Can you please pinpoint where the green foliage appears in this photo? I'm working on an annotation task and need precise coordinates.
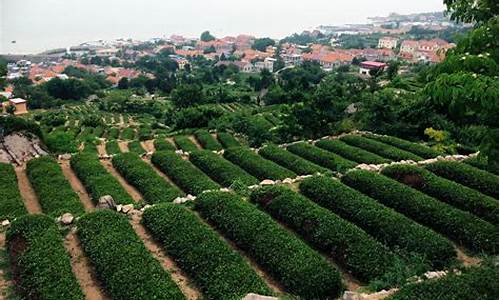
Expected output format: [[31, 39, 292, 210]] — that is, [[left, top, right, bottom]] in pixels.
[[189, 150, 258, 187], [77, 210, 185, 300], [425, 161, 499, 198], [367, 134, 442, 159], [171, 84, 203, 108], [195, 191, 343, 299], [382, 164, 498, 224], [112, 153, 182, 203], [340, 135, 423, 161], [142, 204, 272, 300], [388, 265, 498, 300], [223, 147, 296, 180], [152, 151, 220, 195], [70, 153, 134, 204], [127, 140, 146, 155], [0, 163, 27, 220], [299, 176, 456, 268], [105, 140, 121, 155], [216, 132, 241, 148], [120, 127, 136, 140], [106, 127, 120, 139], [341, 170, 498, 254], [252, 38, 275, 51], [27, 156, 85, 217], [194, 130, 223, 150], [200, 30, 216, 42], [250, 186, 395, 282], [6, 214, 84, 300], [173, 135, 199, 152], [172, 106, 225, 129], [44, 130, 78, 154], [259, 144, 329, 175], [287, 142, 357, 173], [315, 139, 391, 164], [153, 139, 176, 151], [464, 155, 498, 174]]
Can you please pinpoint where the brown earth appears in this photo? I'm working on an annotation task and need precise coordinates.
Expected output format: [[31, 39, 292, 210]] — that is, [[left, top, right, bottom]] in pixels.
[[141, 140, 155, 153], [129, 215, 200, 300], [118, 141, 129, 153], [60, 160, 95, 211], [64, 231, 109, 300], [99, 160, 142, 202], [188, 135, 203, 150], [166, 137, 177, 149], [141, 157, 184, 194], [456, 246, 482, 266], [96, 143, 107, 156], [14, 166, 42, 214]]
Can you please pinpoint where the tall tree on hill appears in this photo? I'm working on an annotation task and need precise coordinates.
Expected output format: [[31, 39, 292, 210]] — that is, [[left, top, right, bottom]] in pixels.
[[200, 31, 216, 42]]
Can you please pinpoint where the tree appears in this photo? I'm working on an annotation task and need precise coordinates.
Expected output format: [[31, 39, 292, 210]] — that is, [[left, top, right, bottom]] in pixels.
[[118, 77, 129, 89], [203, 45, 216, 54], [252, 38, 275, 52], [170, 84, 203, 108], [200, 31, 216, 42]]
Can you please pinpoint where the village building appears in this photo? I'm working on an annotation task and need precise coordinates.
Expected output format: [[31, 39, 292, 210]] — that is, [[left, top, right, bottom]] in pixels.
[[378, 36, 398, 49], [359, 61, 387, 76], [1, 98, 28, 115]]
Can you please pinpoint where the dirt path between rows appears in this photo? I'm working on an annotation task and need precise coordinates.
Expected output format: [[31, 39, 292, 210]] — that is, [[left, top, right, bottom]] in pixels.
[[130, 215, 200, 300], [166, 137, 177, 149], [188, 135, 203, 150], [64, 231, 109, 300], [14, 166, 42, 214], [99, 160, 142, 202], [141, 140, 155, 153], [142, 158, 184, 195], [0, 233, 13, 299], [118, 115, 125, 127], [60, 161, 95, 211], [118, 141, 129, 153], [456, 246, 481, 266], [96, 143, 107, 156]]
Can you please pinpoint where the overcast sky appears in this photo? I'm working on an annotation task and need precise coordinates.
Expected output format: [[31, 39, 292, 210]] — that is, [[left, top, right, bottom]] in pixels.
[[1, 0, 446, 54]]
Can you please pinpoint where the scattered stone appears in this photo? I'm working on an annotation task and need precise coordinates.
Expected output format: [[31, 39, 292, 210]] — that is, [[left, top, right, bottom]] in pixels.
[[173, 197, 183, 204], [242, 293, 278, 300], [186, 194, 196, 201], [59, 153, 72, 160], [220, 187, 231, 192], [116, 204, 123, 212], [121, 204, 134, 214], [97, 195, 116, 209], [175, 150, 184, 155], [424, 270, 447, 279], [282, 178, 293, 184], [60, 213, 74, 225], [248, 185, 259, 190], [260, 179, 274, 185], [1, 220, 10, 227]]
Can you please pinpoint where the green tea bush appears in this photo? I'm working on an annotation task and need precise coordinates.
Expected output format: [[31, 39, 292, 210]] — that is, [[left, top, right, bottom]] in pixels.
[[174, 135, 199, 152], [27, 156, 85, 216], [259, 144, 330, 175], [287, 142, 357, 173], [77, 210, 184, 300], [315, 139, 391, 164], [142, 204, 272, 299], [107, 127, 120, 139], [366, 134, 442, 159], [0, 163, 27, 220], [127, 140, 146, 155], [195, 191, 343, 299], [154, 139, 176, 151], [105, 140, 121, 155], [340, 135, 423, 161], [217, 132, 241, 148], [224, 147, 296, 180], [194, 130, 223, 151], [120, 127, 136, 140]]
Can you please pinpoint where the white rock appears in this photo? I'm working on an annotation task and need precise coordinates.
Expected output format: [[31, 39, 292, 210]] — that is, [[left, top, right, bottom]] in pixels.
[[282, 178, 293, 184], [1, 220, 10, 227], [260, 179, 274, 185], [175, 150, 184, 155], [186, 194, 196, 201], [219, 187, 231, 192], [59, 153, 72, 160], [116, 204, 123, 212], [173, 197, 183, 204], [242, 293, 278, 300], [248, 185, 259, 190], [60, 213, 74, 225], [122, 204, 134, 213], [97, 195, 116, 209]]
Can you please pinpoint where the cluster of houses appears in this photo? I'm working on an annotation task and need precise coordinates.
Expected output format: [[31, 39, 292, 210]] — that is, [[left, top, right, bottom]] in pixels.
[[378, 36, 455, 63]]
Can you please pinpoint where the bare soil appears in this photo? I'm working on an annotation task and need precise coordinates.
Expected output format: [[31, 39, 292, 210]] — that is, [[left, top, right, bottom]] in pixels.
[[14, 166, 42, 214], [60, 160, 95, 211], [141, 140, 155, 152], [129, 215, 200, 300], [456, 246, 482, 266], [96, 143, 107, 156], [118, 141, 129, 153], [141, 157, 184, 194], [188, 135, 203, 150], [99, 160, 142, 202], [166, 137, 177, 149], [64, 231, 109, 300]]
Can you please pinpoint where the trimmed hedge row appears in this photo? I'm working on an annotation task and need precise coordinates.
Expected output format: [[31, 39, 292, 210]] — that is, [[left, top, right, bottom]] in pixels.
[[341, 170, 498, 254], [223, 147, 296, 180], [250, 186, 394, 282], [142, 204, 272, 299], [287, 142, 357, 173], [463, 156, 498, 174], [128, 140, 146, 155], [152, 151, 220, 195], [259, 144, 330, 175], [174, 135, 199, 152], [425, 161, 499, 198], [195, 191, 343, 299], [105, 140, 121, 155], [77, 210, 185, 300], [7, 214, 84, 300], [366, 134, 442, 159], [340, 135, 423, 161], [154, 139, 176, 151], [112, 153, 182, 203], [0, 163, 27, 220], [70, 153, 134, 205], [299, 176, 455, 268], [106, 127, 119, 139], [315, 139, 391, 164], [27, 156, 85, 217], [387, 265, 498, 300], [381, 164, 498, 224], [217, 132, 241, 148], [120, 127, 136, 140], [194, 130, 223, 151], [190, 150, 258, 187]]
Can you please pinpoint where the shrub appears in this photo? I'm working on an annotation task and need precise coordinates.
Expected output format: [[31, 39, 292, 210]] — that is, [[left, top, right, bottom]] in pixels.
[[195, 191, 343, 299], [315, 139, 391, 164], [287, 142, 357, 173], [224, 147, 296, 180], [120, 127, 136, 140], [154, 139, 176, 151], [107, 127, 120, 139], [77, 210, 185, 300], [93, 126, 105, 137], [463, 155, 498, 174], [340, 135, 423, 161], [152, 151, 220, 195], [366, 134, 442, 159], [0, 163, 27, 220], [299, 176, 455, 268], [142, 204, 272, 299], [82, 141, 97, 154], [27, 156, 85, 217], [387, 265, 498, 300], [70, 153, 134, 204], [381, 164, 498, 224], [174, 135, 199, 152], [259, 144, 330, 175], [112, 153, 182, 203], [251, 186, 394, 282], [7, 214, 84, 300], [425, 161, 499, 198], [194, 130, 223, 151], [190, 150, 258, 187], [44, 130, 78, 153], [341, 170, 498, 254], [217, 132, 241, 148], [127, 140, 146, 155], [105, 140, 121, 155]]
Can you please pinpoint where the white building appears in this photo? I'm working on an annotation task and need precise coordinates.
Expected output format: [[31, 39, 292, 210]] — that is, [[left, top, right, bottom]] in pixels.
[[254, 57, 276, 72], [378, 37, 398, 49]]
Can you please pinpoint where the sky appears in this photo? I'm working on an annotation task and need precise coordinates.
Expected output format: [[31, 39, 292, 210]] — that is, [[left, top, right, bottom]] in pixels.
[[0, 0, 446, 54]]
